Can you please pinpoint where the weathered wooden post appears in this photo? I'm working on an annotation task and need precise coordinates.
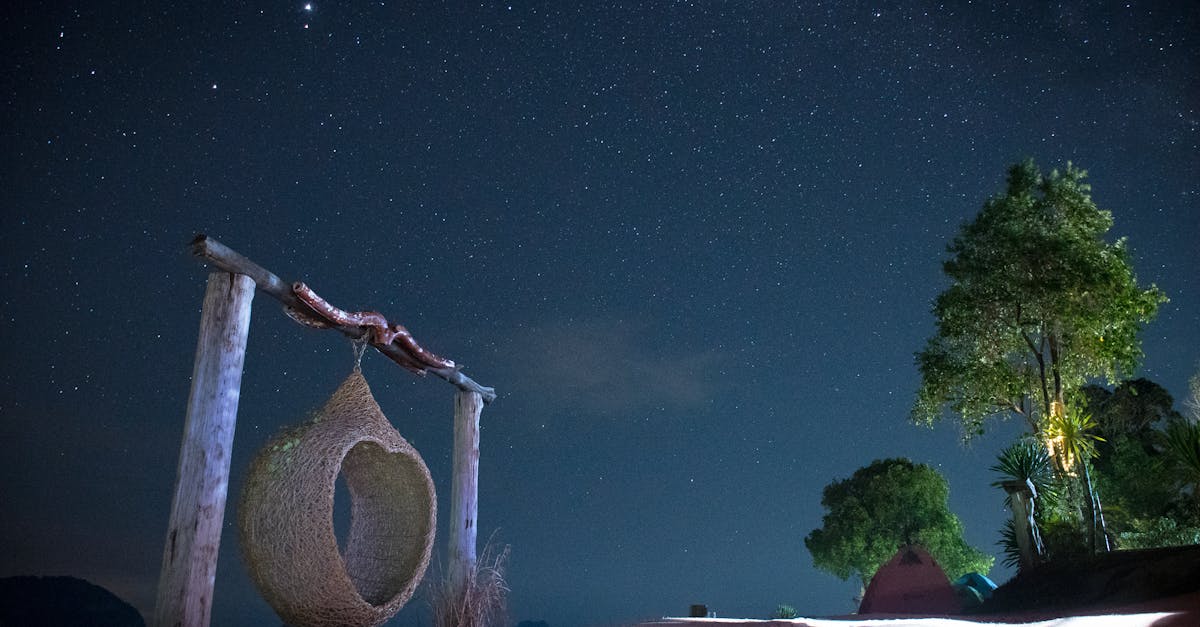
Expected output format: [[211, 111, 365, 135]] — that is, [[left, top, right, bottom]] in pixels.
[[449, 390, 484, 596], [448, 386, 484, 593], [154, 272, 255, 627]]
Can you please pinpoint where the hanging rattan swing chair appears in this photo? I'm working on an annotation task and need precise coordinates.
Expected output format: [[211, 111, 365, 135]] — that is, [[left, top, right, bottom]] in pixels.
[[237, 368, 436, 627]]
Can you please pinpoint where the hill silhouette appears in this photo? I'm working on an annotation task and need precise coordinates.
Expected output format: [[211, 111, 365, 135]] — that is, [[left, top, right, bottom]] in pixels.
[[0, 575, 145, 627]]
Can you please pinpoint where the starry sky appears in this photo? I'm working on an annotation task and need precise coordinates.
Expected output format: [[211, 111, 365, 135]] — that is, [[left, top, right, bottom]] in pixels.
[[1, 1, 1197, 626]]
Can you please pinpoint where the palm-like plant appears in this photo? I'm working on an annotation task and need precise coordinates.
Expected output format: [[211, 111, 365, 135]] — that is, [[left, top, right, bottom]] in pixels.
[[990, 438, 1056, 504], [1167, 370, 1200, 500], [1161, 418, 1200, 497], [1043, 405, 1108, 552], [996, 519, 1022, 569], [1043, 405, 1104, 472], [991, 439, 1056, 568]]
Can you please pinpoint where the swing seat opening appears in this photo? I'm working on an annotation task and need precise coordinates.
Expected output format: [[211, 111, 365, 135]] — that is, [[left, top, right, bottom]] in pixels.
[[238, 371, 436, 627]]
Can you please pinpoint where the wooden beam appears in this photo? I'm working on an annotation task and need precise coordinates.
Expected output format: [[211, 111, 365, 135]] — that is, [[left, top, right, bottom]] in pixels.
[[448, 390, 483, 594], [154, 272, 255, 627], [189, 234, 495, 403]]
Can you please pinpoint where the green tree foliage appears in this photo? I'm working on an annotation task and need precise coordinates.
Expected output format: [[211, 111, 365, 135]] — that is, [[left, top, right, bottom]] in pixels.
[[1185, 370, 1200, 423], [1085, 379, 1183, 524], [1162, 419, 1200, 496], [1084, 378, 1181, 441], [1093, 434, 1177, 522], [912, 160, 1166, 439], [1166, 369, 1200, 495], [805, 458, 993, 585], [1116, 517, 1200, 549]]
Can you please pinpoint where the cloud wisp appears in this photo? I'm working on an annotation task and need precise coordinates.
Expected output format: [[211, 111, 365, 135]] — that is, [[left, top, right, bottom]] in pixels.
[[497, 320, 727, 416]]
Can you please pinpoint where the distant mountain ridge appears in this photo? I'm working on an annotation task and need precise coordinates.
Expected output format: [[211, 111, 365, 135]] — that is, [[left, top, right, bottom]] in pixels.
[[0, 575, 145, 627]]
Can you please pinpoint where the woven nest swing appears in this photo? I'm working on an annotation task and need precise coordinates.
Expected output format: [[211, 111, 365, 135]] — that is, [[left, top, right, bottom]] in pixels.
[[238, 368, 436, 627]]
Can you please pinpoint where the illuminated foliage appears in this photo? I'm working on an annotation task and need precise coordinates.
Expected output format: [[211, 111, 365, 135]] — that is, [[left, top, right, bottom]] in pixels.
[[1044, 405, 1109, 551], [912, 160, 1166, 440], [1043, 405, 1103, 473]]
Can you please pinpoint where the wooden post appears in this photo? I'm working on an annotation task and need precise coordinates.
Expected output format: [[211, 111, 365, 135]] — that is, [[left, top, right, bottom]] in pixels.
[[448, 390, 483, 594], [154, 272, 255, 627]]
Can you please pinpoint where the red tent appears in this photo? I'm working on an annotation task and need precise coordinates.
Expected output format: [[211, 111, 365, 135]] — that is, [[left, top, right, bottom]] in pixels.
[[858, 545, 959, 615]]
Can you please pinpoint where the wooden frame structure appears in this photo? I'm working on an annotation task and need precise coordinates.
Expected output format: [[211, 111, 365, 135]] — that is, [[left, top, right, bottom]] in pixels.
[[153, 234, 494, 627]]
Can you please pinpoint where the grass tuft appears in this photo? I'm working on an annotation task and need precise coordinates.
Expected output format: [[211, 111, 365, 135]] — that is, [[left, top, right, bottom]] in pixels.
[[430, 541, 510, 627]]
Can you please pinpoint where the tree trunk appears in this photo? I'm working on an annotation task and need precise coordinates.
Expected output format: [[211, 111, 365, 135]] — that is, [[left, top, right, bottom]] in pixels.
[[1048, 331, 1063, 413], [1095, 490, 1110, 552], [1081, 471, 1096, 554], [1032, 341, 1051, 426], [154, 272, 255, 627], [1080, 462, 1109, 553]]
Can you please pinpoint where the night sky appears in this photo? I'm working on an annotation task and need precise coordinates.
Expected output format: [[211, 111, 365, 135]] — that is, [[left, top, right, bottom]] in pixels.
[[2, 2, 1197, 626]]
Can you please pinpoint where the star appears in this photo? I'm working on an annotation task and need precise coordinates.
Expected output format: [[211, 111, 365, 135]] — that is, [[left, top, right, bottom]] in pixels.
[[304, 3, 313, 11]]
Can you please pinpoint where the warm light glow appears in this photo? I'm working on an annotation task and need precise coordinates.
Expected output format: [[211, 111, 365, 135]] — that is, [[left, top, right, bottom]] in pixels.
[[1044, 400, 1074, 472]]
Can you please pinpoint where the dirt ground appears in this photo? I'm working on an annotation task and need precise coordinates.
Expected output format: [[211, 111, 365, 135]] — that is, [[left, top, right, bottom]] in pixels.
[[641, 589, 1197, 625], [641, 545, 1200, 627]]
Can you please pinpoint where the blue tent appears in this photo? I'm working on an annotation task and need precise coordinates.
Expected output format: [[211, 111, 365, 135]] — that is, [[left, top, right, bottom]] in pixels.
[[954, 572, 998, 600]]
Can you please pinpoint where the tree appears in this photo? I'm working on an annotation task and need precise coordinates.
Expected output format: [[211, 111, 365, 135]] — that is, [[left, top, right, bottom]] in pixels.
[[912, 160, 1166, 442], [1085, 378, 1181, 533], [805, 458, 992, 587], [1162, 419, 1200, 498], [1168, 370, 1200, 498], [1080, 376, 1200, 549], [1185, 369, 1200, 423], [1084, 378, 1182, 442], [1167, 369, 1200, 496]]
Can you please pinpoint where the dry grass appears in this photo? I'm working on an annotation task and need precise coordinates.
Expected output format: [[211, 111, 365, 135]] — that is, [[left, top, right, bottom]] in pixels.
[[429, 541, 511, 627]]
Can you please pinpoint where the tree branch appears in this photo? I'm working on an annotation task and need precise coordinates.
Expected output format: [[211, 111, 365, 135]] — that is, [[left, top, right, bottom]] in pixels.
[[189, 234, 497, 403], [1020, 330, 1040, 358], [1000, 396, 1039, 432], [1027, 330, 1051, 422], [1048, 330, 1063, 410]]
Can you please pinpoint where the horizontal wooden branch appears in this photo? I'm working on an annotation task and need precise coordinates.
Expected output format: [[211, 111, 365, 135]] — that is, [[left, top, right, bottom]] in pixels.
[[189, 234, 496, 403]]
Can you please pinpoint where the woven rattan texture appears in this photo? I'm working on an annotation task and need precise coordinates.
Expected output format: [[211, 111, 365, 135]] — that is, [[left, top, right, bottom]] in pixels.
[[238, 371, 436, 627]]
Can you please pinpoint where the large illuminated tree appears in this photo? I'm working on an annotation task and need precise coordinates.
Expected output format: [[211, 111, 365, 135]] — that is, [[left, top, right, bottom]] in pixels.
[[911, 160, 1166, 442]]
